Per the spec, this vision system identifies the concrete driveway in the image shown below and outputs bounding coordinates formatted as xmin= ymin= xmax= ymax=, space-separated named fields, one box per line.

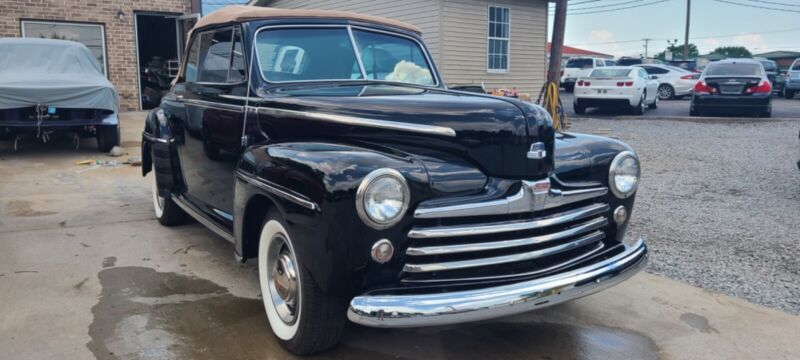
xmin=1 ymin=112 xmax=798 ymax=359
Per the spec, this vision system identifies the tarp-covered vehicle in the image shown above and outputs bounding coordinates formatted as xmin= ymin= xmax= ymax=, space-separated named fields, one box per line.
xmin=0 ymin=38 xmax=119 ymax=151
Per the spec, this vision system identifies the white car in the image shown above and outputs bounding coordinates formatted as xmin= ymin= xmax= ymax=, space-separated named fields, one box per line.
xmin=561 ymin=57 xmax=608 ymax=92
xmin=573 ymin=66 xmax=659 ymax=115
xmin=635 ymin=64 xmax=698 ymax=99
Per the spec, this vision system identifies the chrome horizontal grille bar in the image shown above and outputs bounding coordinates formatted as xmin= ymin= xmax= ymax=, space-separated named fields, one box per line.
xmin=403 ymin=231 xmax=605 ymax=273
xmin=401 ymin=242 xmax=607 ymax=284
xmin=407 ymin=203 xmax=609 ymax=239
xmin=406 ymin=217 xmax=608 ymax=256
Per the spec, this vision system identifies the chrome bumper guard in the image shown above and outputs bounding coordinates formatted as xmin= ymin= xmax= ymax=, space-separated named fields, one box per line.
xmin=347 ymin=239 xmax=647 ymax=328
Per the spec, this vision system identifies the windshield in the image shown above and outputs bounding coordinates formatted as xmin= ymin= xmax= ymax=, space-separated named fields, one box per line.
xmin=759 ymin=60 xmax=777 ymax=71
xmin=566 ymin=58 xmax=593 ymax=69
xmin=705 ymin=63 xmax=762 ymax=77
xmin=589 ymin=69 xmax=631 ymax=78
xmin=617 ymin=59 xmax=642 ymax=66
xmin=255 ymin=27 xmax=435 ymax=85
xmin=792 ymin=61 xmax=800 ymax=71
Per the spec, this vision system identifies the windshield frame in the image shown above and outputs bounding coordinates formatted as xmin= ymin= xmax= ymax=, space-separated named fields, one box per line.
xmin=253 ymin=24 xmax=440 ymax=86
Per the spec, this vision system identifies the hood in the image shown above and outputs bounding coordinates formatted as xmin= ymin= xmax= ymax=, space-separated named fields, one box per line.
xmin=254 ymin=83 xmax=553 ymax=180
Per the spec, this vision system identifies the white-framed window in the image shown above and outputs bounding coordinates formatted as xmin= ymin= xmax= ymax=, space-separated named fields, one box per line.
xmin=21 ymin=20 xmax=108 ymax=76
xmin=487 ymin=5 xmax=510 ymax=73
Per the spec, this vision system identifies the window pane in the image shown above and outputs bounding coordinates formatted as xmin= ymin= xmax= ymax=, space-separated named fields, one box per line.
xmin=256 ymin=28 xmax=359 ymax=82
xmin=185 ymin=36 xmax=201 ymax=82
xmin=490 ymin=7 xmax=497 ymax=22
xmin=228 ymin=27 xmax=246 ymax=83
xmin=21 ymin=21 xmax=106 ymax=75
xmin=353 ymin=30 xmax=434 ymax=85
xmin=197 ymin=28 xmax=233 ymax=83
xmin=500 ymin=55 xmax=507 ymax=70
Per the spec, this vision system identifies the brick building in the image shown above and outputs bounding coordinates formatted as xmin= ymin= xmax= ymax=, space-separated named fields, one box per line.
xmin=0 ymin=0 xmax=202 ymax=111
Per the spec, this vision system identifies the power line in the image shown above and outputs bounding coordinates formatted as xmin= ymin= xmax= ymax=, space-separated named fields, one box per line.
xmin=713 ymin=0 xmax=800 ymax=12
xmin=567 ymin=27 xmax=800 ymax=47
xmin=549 ymin=0 xmax=647 ymax=12
xmin=747 ymin=0 xmax=800 ymax=7
xmin=567 ymin=0 xmax=672 ymax=15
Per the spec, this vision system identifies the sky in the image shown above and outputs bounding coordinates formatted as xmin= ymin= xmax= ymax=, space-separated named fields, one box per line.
xmin=547 ymin=0 xmax=800 ymax=57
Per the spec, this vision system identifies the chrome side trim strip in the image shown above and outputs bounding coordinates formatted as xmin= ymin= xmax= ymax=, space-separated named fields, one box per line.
xmin=407 ymin=203 xmax=609 ymax=239
xmin=184 ymin=98 xmax=243 ymax=112
xmin=257 ymin=107 xmax=457 ymax=138
xmin=414 ymin=180 xmax=607 ymax=219
xmin=171 ymin=195 xmax=235 ymax=243
xmin=348 ymin=239 xmax=648 ymax=328
xmin=403 ymin=231 xmax=605 ymax=273
xmin=402 ymin=242 xmax=606 ymax=284
xmin=405 ymin=217 xmax=608 ymax=256
xmin=234 ymin=170 xmax=319 ymax=211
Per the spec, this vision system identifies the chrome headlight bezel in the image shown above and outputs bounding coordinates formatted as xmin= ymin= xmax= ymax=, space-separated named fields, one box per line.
xmin=356 ymin=168 xmax=410 ymax=230
xmin=608 ymin=151 xmax=640 ymax=199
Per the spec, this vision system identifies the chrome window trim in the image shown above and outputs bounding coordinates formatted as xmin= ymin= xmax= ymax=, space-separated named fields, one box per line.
xmin=252 ymin=24 xmax=440 ymax=86
xmin=408 ymin=203 xmax=609 ymax=239
xmin=405 ymin=216 xmax=608 ymax=256
xmin=403 ymin=230 xmax=605 ymax=273
xmin=188 ymin=25 xmax=249 ymax=87
xmin=257 ymin=107 xmax=457 ymax=137
xmin=234 ymin=170 xmax=319 ymax=211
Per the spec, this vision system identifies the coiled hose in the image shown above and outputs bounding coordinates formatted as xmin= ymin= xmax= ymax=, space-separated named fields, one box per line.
xmin=537 ymin=82 xmax=567 ymax=131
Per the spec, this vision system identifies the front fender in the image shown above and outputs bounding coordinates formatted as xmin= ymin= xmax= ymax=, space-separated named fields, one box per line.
xmin=235 ymin=141 xmax=429 ymax=296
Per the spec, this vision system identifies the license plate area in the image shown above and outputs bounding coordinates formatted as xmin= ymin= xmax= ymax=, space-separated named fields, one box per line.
xmin=720 ymin=85 xmax=743 ymax=94
xmin=596 ymin=89 xmax=608 ymax=94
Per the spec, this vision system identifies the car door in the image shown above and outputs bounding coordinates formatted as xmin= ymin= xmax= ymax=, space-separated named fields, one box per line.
xmin=179 ymin=26 xmax=248 ymax=228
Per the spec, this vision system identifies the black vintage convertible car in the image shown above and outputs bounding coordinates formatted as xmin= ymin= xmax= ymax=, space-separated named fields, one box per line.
xmin=141 ymin=6 xmax=648 ymax=355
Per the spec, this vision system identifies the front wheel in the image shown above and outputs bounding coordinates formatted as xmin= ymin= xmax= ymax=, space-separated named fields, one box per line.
xmin=96 ymin=125 xmax=120 ymax=152
xmin=657 ymin=84 xmax=674 ymax=100
xmin=258 ymin=211 xmax=346 ymax=355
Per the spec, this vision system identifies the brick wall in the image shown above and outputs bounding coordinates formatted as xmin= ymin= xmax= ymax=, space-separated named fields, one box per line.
xmin=0 ymin=0 xmax=193 ymax=111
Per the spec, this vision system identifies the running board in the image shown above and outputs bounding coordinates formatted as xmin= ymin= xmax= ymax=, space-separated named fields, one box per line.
xmin=171 ymin=195 xmax=235 ymax=243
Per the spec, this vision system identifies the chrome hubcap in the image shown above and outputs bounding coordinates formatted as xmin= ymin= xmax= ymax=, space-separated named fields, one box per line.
xmin=659 ymin=87 xmax=671 ymax=99
xmin=267 ymin=235 xmax=299 ymax=324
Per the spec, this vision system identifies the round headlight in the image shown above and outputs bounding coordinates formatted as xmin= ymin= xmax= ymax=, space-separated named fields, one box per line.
xmin=609 ymin=151 xmax=640 ymax=198
xmin=356 ymin=168 xmax=409 ymax=229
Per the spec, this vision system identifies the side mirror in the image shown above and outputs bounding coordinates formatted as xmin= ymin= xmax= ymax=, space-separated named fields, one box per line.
xmin=649 ymin=75 xmax=658 ymax=80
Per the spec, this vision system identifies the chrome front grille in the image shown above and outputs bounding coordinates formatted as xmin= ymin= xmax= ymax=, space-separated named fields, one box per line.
xmin=401 ymin=180 xmax=613 ymax=284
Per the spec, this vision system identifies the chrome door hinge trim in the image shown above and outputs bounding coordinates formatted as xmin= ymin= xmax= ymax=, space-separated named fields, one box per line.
xmin=234 ymin=170 xmax=319 ymax=211
xmin=257 ymin=107 xmax=457 ymax=138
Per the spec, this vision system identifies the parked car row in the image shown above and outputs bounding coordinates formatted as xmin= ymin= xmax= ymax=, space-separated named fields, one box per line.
xmin=571 ymin=59 xmax=779 ymax=117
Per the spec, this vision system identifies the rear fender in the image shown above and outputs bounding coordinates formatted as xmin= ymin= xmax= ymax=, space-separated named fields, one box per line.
xmin=234 ymin=141 xmax=429 ymax=296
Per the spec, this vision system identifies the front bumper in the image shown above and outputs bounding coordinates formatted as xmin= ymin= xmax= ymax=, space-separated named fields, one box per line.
xmin=347 ymin=238 xmax=648 ymax=328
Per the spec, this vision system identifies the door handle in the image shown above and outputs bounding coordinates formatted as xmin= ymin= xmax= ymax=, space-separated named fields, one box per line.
xmin=176 ymin=94 xmax=184 ymax=101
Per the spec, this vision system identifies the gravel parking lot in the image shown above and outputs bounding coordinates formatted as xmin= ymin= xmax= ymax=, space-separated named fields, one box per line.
xmin=569 ymin=117 xmax=800 ymax=314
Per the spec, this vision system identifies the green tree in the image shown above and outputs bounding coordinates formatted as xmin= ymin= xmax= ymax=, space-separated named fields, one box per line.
xmin=654 ymin=43 xmax=699 ymax=60
xmin=712 ymin=46 xmax=752 ymax=58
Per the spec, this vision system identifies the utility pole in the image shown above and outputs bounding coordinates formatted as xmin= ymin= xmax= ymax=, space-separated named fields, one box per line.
xmin=547 ymin=0 xmax=568 ymax=86
xmin=642 ymin=38 xmax=652 ymax=58
xmin=683 ymin=0 xmax=691 ymax=60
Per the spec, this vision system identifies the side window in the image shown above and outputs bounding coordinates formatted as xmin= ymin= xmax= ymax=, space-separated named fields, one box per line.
xmin=228 ymin=27 xmax=246 ymax=83
xmin=640 ymin=69 xmax=648 ymax=78
xmin=184 ymin=35 xmax=201 ymax=82
xmin=197 ymin=28 xmax=233 ymax=83
xmin=595 ymin=59 xmax=603 ymax=68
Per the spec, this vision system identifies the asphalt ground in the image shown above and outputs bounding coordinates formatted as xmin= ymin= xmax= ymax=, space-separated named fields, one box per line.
xmin=0 ymin=113 xmax=798 ymax=359
xmin=560 ymin=93 xmax=800 ymax=119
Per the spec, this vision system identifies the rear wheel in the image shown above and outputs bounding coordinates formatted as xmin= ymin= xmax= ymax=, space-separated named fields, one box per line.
xmin=759 ymin=106 xmax=772 ymax=118
xmin=657 ymin=84 xmax=675 ymax=100
xmin=632 ymin=93 xmax=646 ymax=115
xmin=258 ymin=211 xmax=346 ymax=355
xmin=564 ymin=84 xmax=574 ymax=93
xmin=96 ymin=125 xmax=120 ymax=152
xmin=784 ymin=89 xmax=795 ymax=99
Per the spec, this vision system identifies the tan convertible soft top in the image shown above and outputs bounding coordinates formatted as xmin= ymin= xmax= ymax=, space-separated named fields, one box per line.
xmin=194 ymin=5 xmax=421 ymax=34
